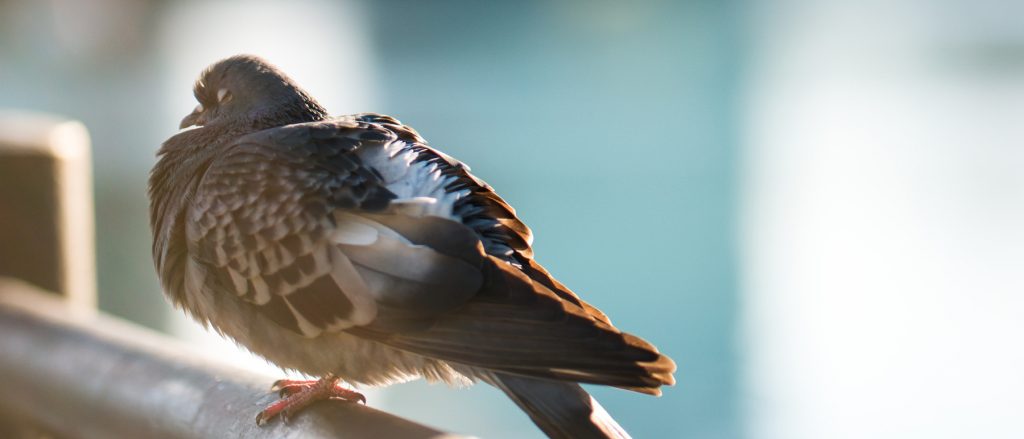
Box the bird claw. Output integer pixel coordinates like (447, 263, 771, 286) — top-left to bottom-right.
(256, 377, 366, 426)
(256, 407, 294, 426)
(280, 409, 295, 425)
(329, 391, 367, 405)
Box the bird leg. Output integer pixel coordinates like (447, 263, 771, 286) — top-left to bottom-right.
(256, 374, 366, 426)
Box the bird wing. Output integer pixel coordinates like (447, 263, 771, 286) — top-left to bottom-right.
(344, 114, 674, 392)
(345, 112, 536, 261)
(187, 116, 674, 392)
(349, 250, 676, 393)
(186, 119, 484, 336)
(348, 113, 614, 325)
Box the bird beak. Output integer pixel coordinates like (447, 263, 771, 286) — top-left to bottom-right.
(179, 109, 203, 129)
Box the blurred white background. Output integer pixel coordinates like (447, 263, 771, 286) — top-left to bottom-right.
(743, 1, 1024, 438)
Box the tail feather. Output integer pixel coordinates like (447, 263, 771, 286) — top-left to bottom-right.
(484, 372, 631, 439)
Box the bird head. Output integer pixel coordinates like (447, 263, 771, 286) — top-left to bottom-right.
(179, 55, 328, 130)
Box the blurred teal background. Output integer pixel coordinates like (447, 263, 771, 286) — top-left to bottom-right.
(2, 0, 1022, 438)
(0, 1, 739, 437)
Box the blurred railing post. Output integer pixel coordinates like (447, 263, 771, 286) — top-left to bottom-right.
(0, 110, 96, 309)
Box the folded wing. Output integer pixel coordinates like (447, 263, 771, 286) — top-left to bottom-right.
(187, 116, 675, 393)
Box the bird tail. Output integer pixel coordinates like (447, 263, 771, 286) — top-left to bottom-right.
(483, 371, 632, 439)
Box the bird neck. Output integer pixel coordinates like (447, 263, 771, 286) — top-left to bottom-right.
(246, 94, 329, 131)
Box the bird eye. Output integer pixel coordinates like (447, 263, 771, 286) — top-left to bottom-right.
(217, 88, 232, 103)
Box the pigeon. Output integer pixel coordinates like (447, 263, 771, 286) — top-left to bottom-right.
(149, 55, 675, 439)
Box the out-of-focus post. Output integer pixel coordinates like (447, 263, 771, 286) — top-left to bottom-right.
(0, 111, 96, 309)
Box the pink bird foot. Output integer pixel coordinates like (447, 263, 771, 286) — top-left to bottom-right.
(256, 375, 366, 426)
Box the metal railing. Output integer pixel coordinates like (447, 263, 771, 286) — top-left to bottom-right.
(0, 112, 465, 439)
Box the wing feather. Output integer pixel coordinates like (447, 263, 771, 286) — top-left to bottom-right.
(334, 114, 675, 392)
(186, 120, 398, 335)
(183, 114, 675, 394)
(350, 255, 676, 393)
